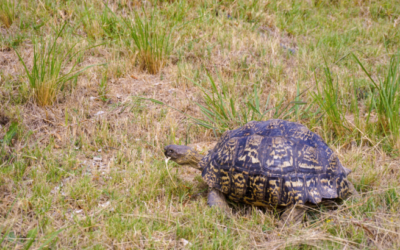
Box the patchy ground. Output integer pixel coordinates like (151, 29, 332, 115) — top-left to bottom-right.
(1, 0, 400, 249)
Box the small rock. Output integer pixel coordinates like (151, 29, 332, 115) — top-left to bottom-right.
(94, 111, 105, 116)
(99, 201, 110, 208)
(51, 186, 60, 194)
(93, 156, 102, 161)
(71, 209, 85, 220)
(180, 238, 191, 247)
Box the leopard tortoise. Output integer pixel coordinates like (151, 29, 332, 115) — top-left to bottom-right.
(164, 119, 358, 225)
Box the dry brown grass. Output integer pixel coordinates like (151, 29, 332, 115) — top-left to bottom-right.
(0, 0, 16, 29)
(33, 78, 57, 107)
(0, 13, 12, 29)
(138, 50, 167, 75)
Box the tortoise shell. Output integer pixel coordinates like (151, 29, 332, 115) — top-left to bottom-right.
(199, 119, 352, 207)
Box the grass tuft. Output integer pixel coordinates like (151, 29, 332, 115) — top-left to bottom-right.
(80, 5, 121, 41)
(1, 121, 18, 146)
(191, 73, 308, 134)
(312, 63, 350, 138)
(98, 70, 109, 102)
(121, 9, 173, 74)
(14, 24, 97, 106)
(0, 0, 16, 29)
(354, 53, 400, 149)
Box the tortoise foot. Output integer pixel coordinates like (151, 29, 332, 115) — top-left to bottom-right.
(278, 204, 307, 228)
(207, 188, 229, 212)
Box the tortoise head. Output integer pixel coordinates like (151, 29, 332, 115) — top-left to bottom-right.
(164, 145, 204, 170)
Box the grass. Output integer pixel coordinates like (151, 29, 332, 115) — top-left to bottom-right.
(312, 62, 350, 138)
(14, 24, 97, 106)
(188, 72, 308, 134)
(354, 53, 400, 150)
(120, 8, 174, 74)
(1, 0, 400, 249)
(98, 69, 109, 102)
(0, 0, 17, 29)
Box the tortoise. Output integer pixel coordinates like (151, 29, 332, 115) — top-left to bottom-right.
(164, 119, 358, 225)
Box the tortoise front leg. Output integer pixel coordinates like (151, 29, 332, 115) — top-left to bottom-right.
(279, 204, 307, 227)
(207, 188, 229, 211)
(347, 181, 361, 199)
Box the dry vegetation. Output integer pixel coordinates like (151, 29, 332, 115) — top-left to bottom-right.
(1, 0, 400, 249)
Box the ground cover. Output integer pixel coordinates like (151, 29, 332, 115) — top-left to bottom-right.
(1, 0, 400, 249)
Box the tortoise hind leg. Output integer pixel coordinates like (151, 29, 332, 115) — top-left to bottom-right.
(279, 204, 307, 227)
(207, 188, 229, 212)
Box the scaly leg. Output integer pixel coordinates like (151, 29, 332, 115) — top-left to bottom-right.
(347, 181, 360, 199)
(279, 204, 307, 227)
(207, 188, 229, 211)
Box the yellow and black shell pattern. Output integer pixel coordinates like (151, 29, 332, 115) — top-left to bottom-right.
(200, 119, 352, 207)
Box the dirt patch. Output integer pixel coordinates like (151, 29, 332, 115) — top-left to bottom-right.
(0, 48, 22, 76)
(0, 112, 9, 125)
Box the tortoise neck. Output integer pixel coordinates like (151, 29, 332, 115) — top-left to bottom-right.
(187, 149, 204, 170)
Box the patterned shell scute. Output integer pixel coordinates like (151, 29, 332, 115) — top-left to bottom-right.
(202, 119, 352, 206)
